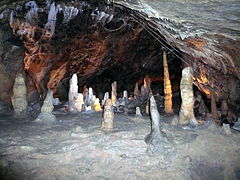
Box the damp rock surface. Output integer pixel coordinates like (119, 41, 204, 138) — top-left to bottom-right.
(0, 112, 239, 180)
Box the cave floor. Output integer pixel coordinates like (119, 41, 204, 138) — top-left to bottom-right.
(0, 111, 240, 180)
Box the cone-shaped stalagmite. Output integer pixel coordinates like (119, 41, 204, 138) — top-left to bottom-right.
(111, 81, 117, 106)
(68, 73, 78, 112)
(35, 90, 56, 124)
(145, 96, 168, 145)
(179, 67, 198, 126)
(102, 92, 109, 106)
(94, 98, 102, 112)
(163, 51, 173, 114)
(101, 99, 114, 130)
(11, 73, 27, 116)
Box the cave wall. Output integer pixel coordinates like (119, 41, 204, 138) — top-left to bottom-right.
(0, 22, 25, 105)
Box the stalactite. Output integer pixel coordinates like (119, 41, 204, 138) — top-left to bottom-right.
(44, 2, 58, 37)
(163, 51, 173, 114)
(63, 6, 79, 23)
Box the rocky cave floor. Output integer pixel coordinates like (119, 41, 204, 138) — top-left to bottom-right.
(0, 110, 240, 180)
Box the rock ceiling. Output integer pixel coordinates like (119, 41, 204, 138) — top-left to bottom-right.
(0, 0, 239, 103)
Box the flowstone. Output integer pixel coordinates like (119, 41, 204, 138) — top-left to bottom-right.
(35, 90, 56, 124)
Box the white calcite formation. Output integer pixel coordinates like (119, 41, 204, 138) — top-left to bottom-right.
(179, 67, 198, 126)
(35, 90, 56, 124)
(136, 107, 142, 117)
(101, 99, 114, 130)
(102, 92, 109, 106)
(11, 73, 27, 116)
(68, 73, 78, 112)
(76, 93, 84, 112)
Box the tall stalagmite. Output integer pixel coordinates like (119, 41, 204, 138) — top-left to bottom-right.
(163, 51, 173, 114)
(145, 96, 168, 145)
(68, 73, 78, 112)
(179, 67, 198, 126)
(111, 81, 117, 106)
(11, 73, 27, 116)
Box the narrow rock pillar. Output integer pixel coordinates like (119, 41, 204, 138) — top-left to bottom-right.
(111, 81, 117, 106)
(163, 51, 173, 114)
(68, 73, 78, 112)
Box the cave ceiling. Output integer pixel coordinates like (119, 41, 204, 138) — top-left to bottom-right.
(0, 0, 240, 100)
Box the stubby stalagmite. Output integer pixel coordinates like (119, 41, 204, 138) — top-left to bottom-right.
(101, 99, 114, 130)
(35, 90, 56, 124)
(179, 67, 198, 126)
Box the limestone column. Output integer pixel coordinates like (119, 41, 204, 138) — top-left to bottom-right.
(68, 73, 78, 112)
(163, 51, 173, 114)
(11, 73, 27, 116)
(35, 90, 56, 124)
(111, 81, 117, 106)
(101, 99, 114, 129)
(123, 90, 128, 100)
(179, 67, 198, 126)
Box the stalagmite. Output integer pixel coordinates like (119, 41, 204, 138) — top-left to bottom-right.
(145, 96, 168, 145)
(211, 93, 219, 120)
(76, 93, 84, 112)
(136, 107, 142, 117)
(101, 99, 114, 130)
(163, 51, 173, 114)
(68, 73, 78, 112)
(144, 75, 151, 94)
(134, 82, 140, 97)
(179, 67, 198, 126)
(111, 81, 117, 106)
(94, 98, 102, 112)
(35, 90, 56, 124)
(123, 90, 128, 100)
(11, 73, 27, 116)
(102, 92, 109, 106)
